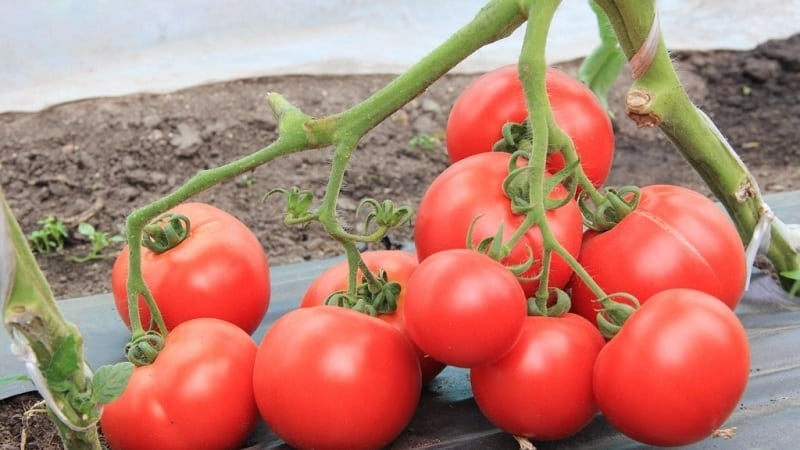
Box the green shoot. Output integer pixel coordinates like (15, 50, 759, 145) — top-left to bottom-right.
(409, 132, 443, 151)
(27, 216, 69, 254)
(70, 222, 125, 263)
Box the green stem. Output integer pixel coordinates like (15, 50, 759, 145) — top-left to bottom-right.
(333, 0, 529, 139)
(2, 199, 103, 449)
(517, 1, 618, 310)
(596, 0, 800, 288)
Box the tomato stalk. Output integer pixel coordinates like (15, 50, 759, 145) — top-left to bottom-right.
(594, 0, 800, 290)
(515, 0, 639, 334)
(120, 0, 532, 353)
(2, 196, 133, 450)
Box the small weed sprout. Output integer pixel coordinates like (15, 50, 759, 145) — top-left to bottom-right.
(70, 222, 125, 262)
(27, 216, 69, 254)
(409, 132, 444, 151)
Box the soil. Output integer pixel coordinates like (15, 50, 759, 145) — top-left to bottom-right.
(1, 33, 799, 449)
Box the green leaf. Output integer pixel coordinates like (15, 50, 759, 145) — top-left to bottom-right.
(781, 269, 800, 296)
(578, 1, 627, 111)
(90, 362, 134, 405)
(43, 334, 81, 386)
(77, 222, 96, 236)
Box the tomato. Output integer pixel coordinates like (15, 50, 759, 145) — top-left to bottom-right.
(593, 289, 750, 446)
(300, 250, 446, 383)
(100, 318, 259, 450)
(471, 313, 605, 440)
(403, 249, 527, 368)
(111, 202, 270, 334)
(445, 65, 615, 189)
(414, 152, 584, 297)
(253, 306, 421, 450)
(569, 185, 747, 323)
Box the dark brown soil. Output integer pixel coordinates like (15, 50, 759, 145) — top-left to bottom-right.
(1, 33, 799, 449)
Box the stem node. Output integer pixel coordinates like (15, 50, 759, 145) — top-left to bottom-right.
(626, 88, 660, 127)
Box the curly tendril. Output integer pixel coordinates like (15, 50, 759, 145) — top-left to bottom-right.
(125, 331, 165, 366)
(141, 213, 191, 253)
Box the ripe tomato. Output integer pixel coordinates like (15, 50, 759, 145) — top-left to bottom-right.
(300, 250, 446, 383)
(470, 313, 605, 441)
(253, 306, 421, 450)
(445, 65, 615, 189)
(100, 318, 259, 450)
(593, 289, 750, 446)
(403, 249, 527, 368)
(111, 202, 270, 334)
(569, 185, 747, 323)
(414, 152, 584, 297)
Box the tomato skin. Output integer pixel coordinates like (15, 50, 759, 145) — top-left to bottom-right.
(414, 152, 584, 296)
(593, 289, 750, 447)
(300, 250, 446, 383)
(100, 318, 259, 450)
(446, 65, 615, 189)
(111, 202, 270, 334)
(253, 306, 421, 450)
(403, 249, 527, 368)
(470, 313, 605, 440)
(569, 185, 747, 322)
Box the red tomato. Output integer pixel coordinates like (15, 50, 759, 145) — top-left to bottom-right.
(111, 202, 270, 334)
(593, 289, 750, 446)
(403, 249, 527, 368)
(300, 250, 446, 383)
(253, 306, 421, 450)
(446, 65, 615, 189)
(569, 185, 747, 323)
(100, 318, 259, 450)
(414, 152, 584, 297)
(470, 313, 605, 440)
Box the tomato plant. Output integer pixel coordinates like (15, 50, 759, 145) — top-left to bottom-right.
(445, 65, 615, 189)
(300, 249, 446, 383)
(569, 184, 747, 322)
(111, 202, 270, 334)
(471, 313, 605, 440)
(593, 288, 750, 446)
(252, 306, 421, 450)
(100, 318, 259, 450)
(403, 248, 527, 368)
(414, 151, 584, 296)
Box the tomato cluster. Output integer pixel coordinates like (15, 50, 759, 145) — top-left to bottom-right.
(102, 65, 752, 449)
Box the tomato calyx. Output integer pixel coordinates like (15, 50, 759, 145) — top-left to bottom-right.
(579, 186, 641, 231)
(527, 287, 571, 317)
(325, 269, 402, 316)
(595, 293, 640, 339)
(265, 186, 319, 225)
(142, 213, 191, 254)
(124, 330, 165, 366)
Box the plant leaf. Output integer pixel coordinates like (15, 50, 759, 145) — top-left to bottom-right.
(43, 334, 81, 387)
(90, 362, 134, 405)
(781, 269, 800, 296)
(578, 1, 627, 111)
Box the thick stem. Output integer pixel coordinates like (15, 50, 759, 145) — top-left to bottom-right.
(2, 199, 103, 449)
(596, 0, 800, 287)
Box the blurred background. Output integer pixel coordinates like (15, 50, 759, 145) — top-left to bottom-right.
(2, 0, 799, 112)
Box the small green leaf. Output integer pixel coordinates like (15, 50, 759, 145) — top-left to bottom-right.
(90, 362, 134, 405)
(781, 269, 800, 297)
(579, 1, 627, 111)
(77, 222, 96, 236)
(43, 334, 81, 386)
